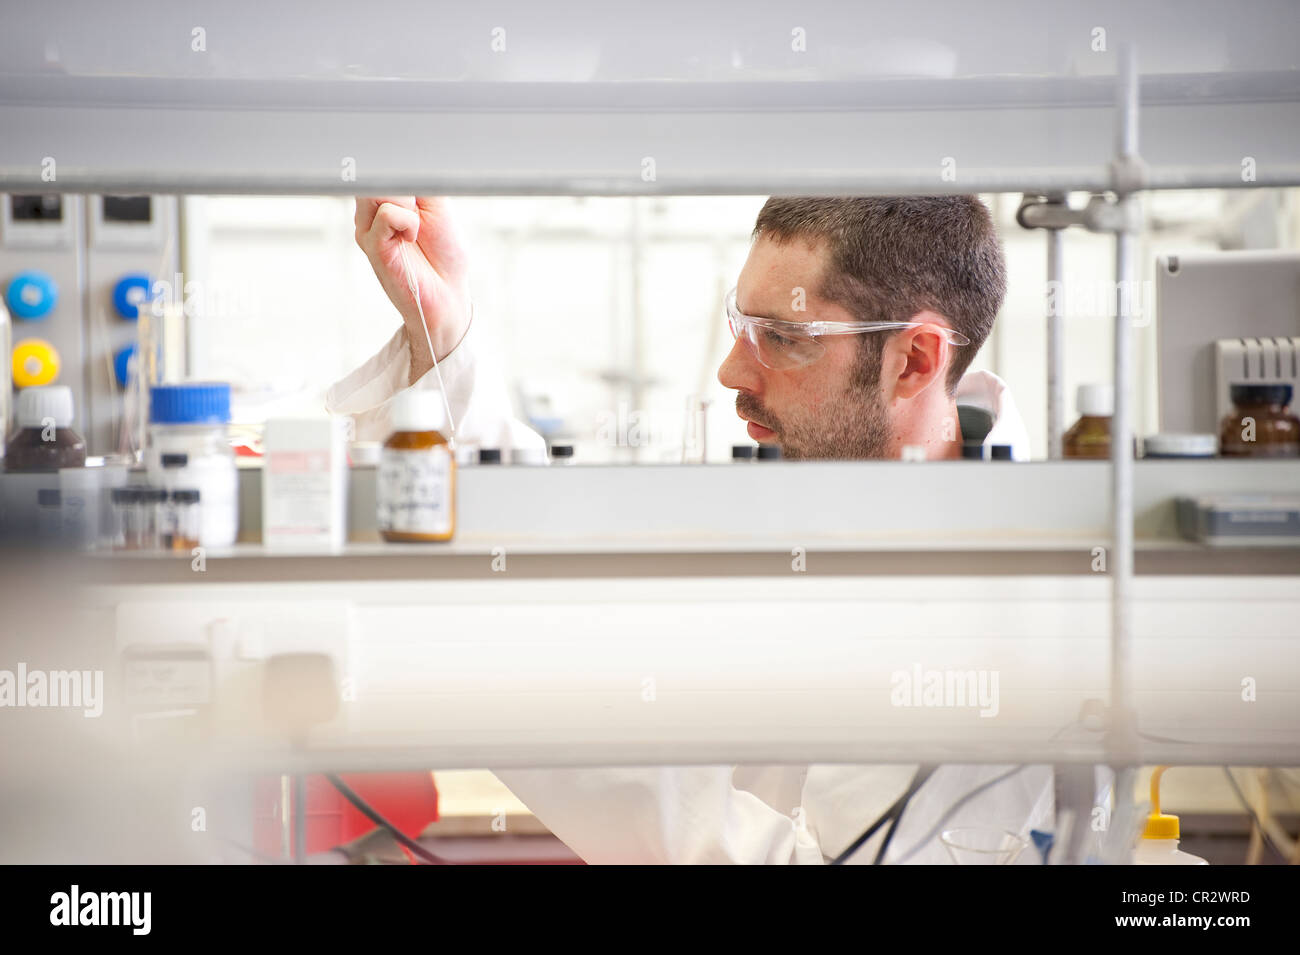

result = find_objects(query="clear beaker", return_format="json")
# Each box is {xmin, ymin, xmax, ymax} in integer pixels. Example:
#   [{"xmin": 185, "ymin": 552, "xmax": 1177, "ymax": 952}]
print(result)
[
  {"xmin": 940, "ymin": 828, "xmax": 1027, "ymax": 865},
  {"xmin": 681, "ymin": 395, "xmax": 711, "ymax": 464}
]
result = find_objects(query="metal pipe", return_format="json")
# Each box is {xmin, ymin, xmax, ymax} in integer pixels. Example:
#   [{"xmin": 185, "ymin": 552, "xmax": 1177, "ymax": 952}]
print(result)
[
  {"xmin": 1108, "ymin": 44, "xmax": 1140, "ymax": 768},
  {"xmin": 1046, "ymin": 225, "xmax": 1065, "ymax": 459},
  {"xmin": 0, "ymin": 301, "xmax": 11, "ymax": 453},
  {"xmin": 294, "ymin": 774, "xmax": 307, "ymax": 863},
  {"xmin": 279, "ymin": 774, "xmax": 292, "ymax": 860},
  {"xmin": 629, "ymin": 199, "xmax": 646, "ymax": 450},
  {"xmin": 1110, "ymin": 224, "xmax": 1137, "ymax": 755},
  {"xmin": 1053, "ymin": 764, "xmax": 1096, "ymax": 864},
  {"xmin": 1102, "ymin": 766, "xmax": 1145, "ymax": 865}
]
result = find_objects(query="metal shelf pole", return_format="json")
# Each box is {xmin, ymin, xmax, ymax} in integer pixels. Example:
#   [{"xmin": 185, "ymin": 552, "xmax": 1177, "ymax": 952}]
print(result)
[{"xmin": 1098, "ymin": 42, "xmax": 1143, "ymax": 865}]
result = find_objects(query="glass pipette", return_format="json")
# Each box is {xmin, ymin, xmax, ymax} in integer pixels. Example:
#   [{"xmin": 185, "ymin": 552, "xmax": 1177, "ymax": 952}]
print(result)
[{"xmin": 397, "ymin": 239, "xmax": 458, "ymax": 444}]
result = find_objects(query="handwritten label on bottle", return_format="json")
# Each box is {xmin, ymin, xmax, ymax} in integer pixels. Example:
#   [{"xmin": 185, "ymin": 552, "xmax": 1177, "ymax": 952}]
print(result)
[{"xmin": 378, "ymin": 445, "xmax": 452, "ymax": 535}]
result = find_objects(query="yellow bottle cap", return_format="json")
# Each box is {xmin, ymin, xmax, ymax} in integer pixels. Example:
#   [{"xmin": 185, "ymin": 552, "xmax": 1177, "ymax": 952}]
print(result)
[
  {"xmin": 1143, "ymin": 765, "xmax": 1180, "ymax": 840},
  {"xmin": 12, "ymin": 338, "xmax": 61, "ymax": 388}
]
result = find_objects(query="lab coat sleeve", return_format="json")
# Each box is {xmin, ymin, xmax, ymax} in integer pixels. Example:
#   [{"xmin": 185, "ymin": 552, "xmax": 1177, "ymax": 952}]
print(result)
[
  {"xmin": 493, "ymin": 767, "xmax": 828, "ymax": 865},
  {"xmin": 323, "ymin": 316, "xmax": 546, "ymax": 455}
]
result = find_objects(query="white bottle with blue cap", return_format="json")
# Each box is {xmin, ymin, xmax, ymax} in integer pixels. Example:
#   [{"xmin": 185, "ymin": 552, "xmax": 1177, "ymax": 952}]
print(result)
[{"xmin": 145, "ymin": 382, "xmax": 238, "ymax": 548}]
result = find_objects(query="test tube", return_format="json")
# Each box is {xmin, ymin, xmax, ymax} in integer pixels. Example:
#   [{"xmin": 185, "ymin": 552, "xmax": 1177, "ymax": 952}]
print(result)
[
  {"xmin": 138, "ymin": 487, "xmax": 167, "ymax": 551},
  {"xmin": 169, "ymin": 489, "xmax": 201, "ymax": 552},
  {"xmin": 159, "ymin": 487, "xmax": 177, "ymax": 550},
  {"xmin": 111, "ymin": 486, "xmax": 138, "ymax": 550},
  {"xmin": 97, "ymin": 461, "xmax": 129, "ymax": 550}
]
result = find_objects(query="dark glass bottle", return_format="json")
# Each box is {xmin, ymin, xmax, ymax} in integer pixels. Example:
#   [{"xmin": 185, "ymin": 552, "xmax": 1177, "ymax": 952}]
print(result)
[
  {"xmin": 1219, "ymin": 384, "xmax": 1300, "ymax": 458},
  {"xmin": 4, "ymin": 385, "xmax": 86, "ymax": 470},
  {"xmin": 1063, "ymin": 384, "xmax": 1112, "ymax": 460}
]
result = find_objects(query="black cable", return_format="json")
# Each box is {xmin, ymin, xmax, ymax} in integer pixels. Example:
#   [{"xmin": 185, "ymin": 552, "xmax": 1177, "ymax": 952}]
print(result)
[
  {"xmin": 830, "ymin": 765, "xmax": 937, "ymax": 866},
  {"xmin": 892, "ymin": 766, "xmax": 1026, "ymax": 864},
  {"xmin": 325, "ymin": 773, "xmax": 451, "ymax": 865},
  {"xmin": 871, "ymin": 805, "xmax": 908, "ymax": 866},
  {"xmin": 826, "ymin": 803, "xmax": 895, "ymax": 866},
  {"xmin": 872, "ymin": 765, "xmax": 937, "ymax": 865}
]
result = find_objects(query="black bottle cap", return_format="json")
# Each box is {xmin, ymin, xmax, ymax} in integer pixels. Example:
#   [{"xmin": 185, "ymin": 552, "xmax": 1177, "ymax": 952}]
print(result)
[
  {"xmin": 478, "ymin": 448, "xmax": 502, "ymax": 464},
  {"xmin": 990, "ymin": 444, "xmax": 1013, "ymax": 460},
  {"xmin": 961, "ymin": 443, "xmax": 985, "ymax": 460},
  {"xmin": 111, "ymin": 486, "xmax": 139, "ymax": 504},
  {"xmin": 140, "ymin": 487, "xmax": 168, "ymax": 502},
  {"xmin": 1230, "ymin": 383, "xmax": 1293, "ymax": 407},
  {"xmin": 550, "ymin": 444, "xmax": 574, "ymax": 459},
  {"xmin": 171, "ymin": 488, "xmax": 201, "ymax": 504},
  {"xmin": 161, "ymin": 452, "xmax": 189, "ymax": 468},
  {"xmin": 756, "ymin": 444, "xmax": 782, "ymax": 460},
  {"xmin": 37, "ymin": 488, "xmax": 61, "ymax": 506},
  {"xmin": 731, "ymin": 445, "xmax": 755, "ymax": 460}
]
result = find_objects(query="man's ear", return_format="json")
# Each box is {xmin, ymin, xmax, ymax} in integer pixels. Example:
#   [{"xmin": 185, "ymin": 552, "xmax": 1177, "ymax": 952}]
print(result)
[{"xmin": 887, "ymin": 311, "xmax": 951, "ymax": 401}]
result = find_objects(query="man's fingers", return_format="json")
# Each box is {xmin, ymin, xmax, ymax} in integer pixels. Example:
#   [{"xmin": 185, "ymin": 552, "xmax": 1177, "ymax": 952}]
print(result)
[
  {"xmin": 354, "ymin": 196, "xmax": 417, "ymax": 240},
  {"xmin": 367, "ymin": 201, "xmax": 422, "ymax": 247}
]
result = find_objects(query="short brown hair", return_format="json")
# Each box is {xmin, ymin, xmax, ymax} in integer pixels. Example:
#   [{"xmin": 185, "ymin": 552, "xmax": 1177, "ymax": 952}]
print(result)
[{"xmin": 752, "ymin": 196, "xmax": 1006, "ymax": 393}]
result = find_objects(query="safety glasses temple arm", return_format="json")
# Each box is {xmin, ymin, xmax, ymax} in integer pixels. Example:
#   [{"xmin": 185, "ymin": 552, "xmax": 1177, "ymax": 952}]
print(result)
[{"xmin": 789, "ymin": 320, "xmax": 971, "ymax": 345}]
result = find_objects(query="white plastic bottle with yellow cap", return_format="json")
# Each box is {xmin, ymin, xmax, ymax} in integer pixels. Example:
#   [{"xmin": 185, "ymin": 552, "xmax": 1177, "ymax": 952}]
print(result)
[{"xmin": 1134, "ymin": 766, "xmax": 1208, "ymax": 865}]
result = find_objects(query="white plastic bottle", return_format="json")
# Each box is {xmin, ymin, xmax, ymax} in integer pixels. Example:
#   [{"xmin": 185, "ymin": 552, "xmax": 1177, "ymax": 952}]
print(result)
[
  {"xmin": 1133, "ymin": 766, "xmax": 1208, "ymax": 865},
  {"xmin": 144, "ymin": 382, "xmax": 239, "ymax": 547}
]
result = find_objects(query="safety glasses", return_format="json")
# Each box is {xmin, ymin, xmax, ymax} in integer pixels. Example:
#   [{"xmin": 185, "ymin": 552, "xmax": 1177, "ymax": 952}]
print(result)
[{"xmin": 725, "ymin": 286, "xmax": 970, "ymax": 370}]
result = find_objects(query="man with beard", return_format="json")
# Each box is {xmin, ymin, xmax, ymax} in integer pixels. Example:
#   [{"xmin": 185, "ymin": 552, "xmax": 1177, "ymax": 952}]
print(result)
[
  {"xmin": 719, "ymin": 195, "xmax": 1028, "ymax": 462},
  {"xmin": 328, "ymin": 195, "xmax": 1049, "ymax": 863}
]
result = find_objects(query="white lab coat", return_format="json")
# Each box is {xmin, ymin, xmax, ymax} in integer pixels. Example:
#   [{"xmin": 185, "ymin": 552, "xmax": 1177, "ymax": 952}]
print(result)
[
  {"xmin": 325, "ymin": 319, "xmax": 547, "ymax": 456},
  {"xmin": 327, "ymin": 320, "xmax": 1054, "ymax": 864}
]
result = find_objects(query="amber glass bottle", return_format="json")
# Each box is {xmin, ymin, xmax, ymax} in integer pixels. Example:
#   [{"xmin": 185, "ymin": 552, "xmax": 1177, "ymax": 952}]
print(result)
[
  {"xmin": 377, "ymin": 389, "xmax": 456, "ymax": 542},
  {"xmin": 1219, "ymin": 384, "xmax": 1300, "ymax": 458},
  {"xmin": 1063, "ymin": 384, "xmax": 1112, "ymax": 459}
]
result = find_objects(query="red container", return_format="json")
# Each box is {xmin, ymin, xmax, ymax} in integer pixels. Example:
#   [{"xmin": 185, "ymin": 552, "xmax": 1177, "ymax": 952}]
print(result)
[{"xmin": 254, "ymin": 771, "xmax": 439, "ymax": 858}]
